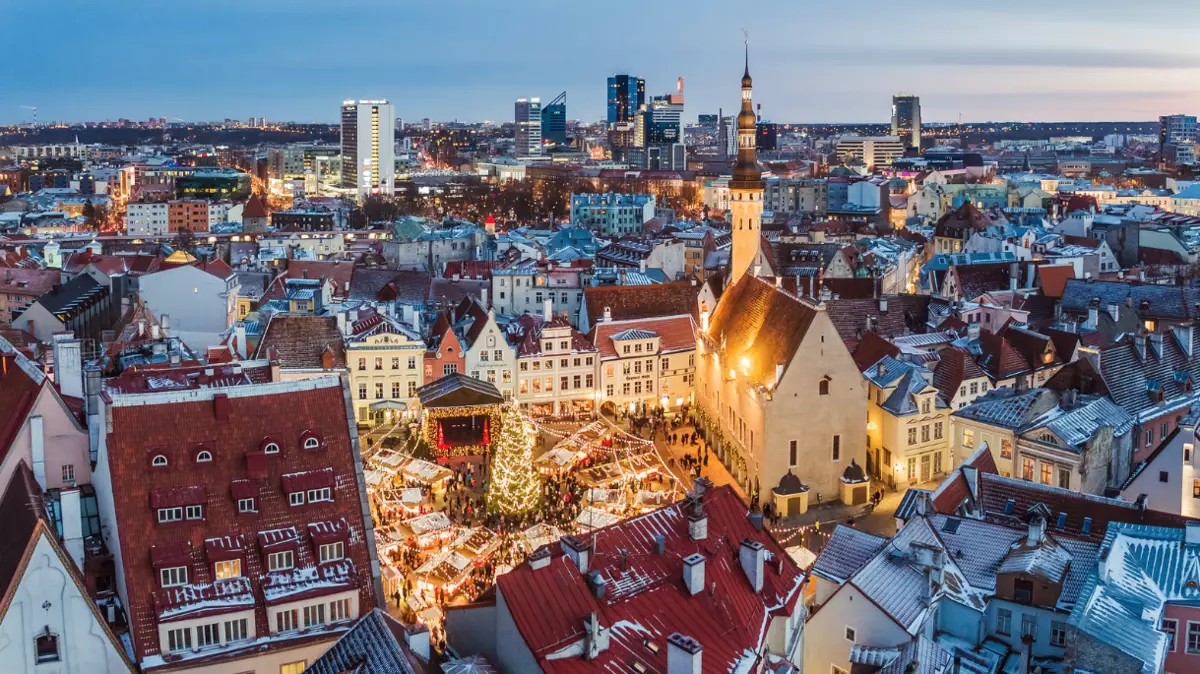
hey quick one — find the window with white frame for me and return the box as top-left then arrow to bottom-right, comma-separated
319,542 -> 344,563
330,598 -> 352,622
268,550 -> 294,572
303,603 -> 326,627
214,559 -> 241,580
264,442 -> 280,454
196,622 -> 221,648
157,507 -> 183,523
61,464 -> 75,483
1021,613 -> 1037,639
289,492 -> 305,507
276,608 -> 299,632
996,607 -> 1012,635
307,487 -> 332,503
844,626 -> 856,642
238,498 -> 256,513
185,504 -> 203,520
1187,621 -> 1200,654
160,566 -> 188,587
303,437 -> 319,450
196,450 -> 213,463
223,618 -> 248,643
166,627 -> 191,653
152,454 -> 168,467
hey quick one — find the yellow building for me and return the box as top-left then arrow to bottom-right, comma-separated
863,355 -> 952,487
343,309 -> 425,426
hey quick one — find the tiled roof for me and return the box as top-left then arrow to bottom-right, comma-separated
286,261 -> 354,298
350,268 -> 431,304
506,314 -> 595,358
0,345 -> 47,462
28,273 -> 108,320
824,295 -> 934,350
951,387 -> 1054,430
952,263 -> 1015,301
977,329 -> 1031,381
1091,328 -> 1200,420
851,331 -> 901,372
0,462 -> 49,604
1059,279 -> 1200,321
0,267 -> 59,297
592,316 -> 696,360
931,347 -> 987,403
583,280 -> 699,325
103,379 -> 377,667
810,525 -> 887,584
934,202 -> 992,239
1023,395 -> 1135,449
242,195 -> 268,218
1037,264 -> 1075,298
255,315 -> 347,370
492,485 -> 805,674
706,275 -> 818,386
304,608 -> 431,674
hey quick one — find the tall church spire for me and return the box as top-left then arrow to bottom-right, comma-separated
728,36 -> 767,287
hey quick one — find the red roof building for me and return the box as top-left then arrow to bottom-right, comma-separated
445,483 -> 806,673
95,378 -> 380,672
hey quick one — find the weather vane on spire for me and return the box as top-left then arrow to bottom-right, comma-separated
741,29 -> 750,75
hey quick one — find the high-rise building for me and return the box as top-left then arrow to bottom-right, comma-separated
340,99 -> 395,198
541,92 -> 567,146
1160,114 -> 1198,145
607,74 -> 645,125
756,121 -> 777,151
515,98 -> 543,158
891,94 -> 921,150
835,136 -> 906,170
729,48 -> 766,287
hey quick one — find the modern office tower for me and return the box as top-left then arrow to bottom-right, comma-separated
607,74 -> 645,125
891,94 -> 922,150
835,136 -> 907,170
1161,114 -> 1198,145
541,92 -> 567,146
698,114 -> 718,128
756,121 -> 777,151
515,98 -> 543,158
340,99 -> 395,198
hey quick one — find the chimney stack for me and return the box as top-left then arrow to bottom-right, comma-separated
561,535 -> 590,574
739,539 -> 766,593
52,334 -> 83,400
404,624 -> 431,662
682,553 -> 705,596
688,507 -> 708,541
235,322 -> 248,358
1026,515 -> 1047,547
480,286 -> 489,309
603,306 -> 612,322
529,545 -> 551,570
667,634 -> 703,674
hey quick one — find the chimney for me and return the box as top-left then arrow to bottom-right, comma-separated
1086,307 -> 1098,330
337,311 -> 349,337
1026,515 -> 1047,547
321,346 -> 334,370
136,320 -> 145,337
60,488 -> 84,570
589,571 -> 608,599
667,633 -> 702,674
1107,303 -> 1119,321
160,313 -> 169,336
738,539 -> 766,592
584,612 -> 610,660
213,393 -> 230,421
1135,334 -> 1147,360
404,624 -> 431,662
543,297 -> 553,322
748,510 -> 764,532
603,306 -> 612,322
235,323 -> 248,358
693,477 -> 712,495
688,508 -> 708,541
1150,331 -> 1164,357
775,275 -> 782,289
879,297 -> 888,313
682,553 -> 705,595
1185,521 -> 1200,547
1026,262 -> 1036,289
654,534 -> 665,555
151,322 -> 162,339
30,416 -> 46,488
561,535 -> 590,574
480,286 -> 489,308
1062,388 -> 1078,411
1177,324 -> 1196,358
876,360 -> 886,377
412,309 -> 421,334
52,334 -> 83,400
529,545 -> 551,570
639,258 -> 647,273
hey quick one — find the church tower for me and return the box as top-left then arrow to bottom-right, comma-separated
728,42 -> 765,287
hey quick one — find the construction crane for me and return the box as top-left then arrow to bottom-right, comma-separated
19,105 -> 37,126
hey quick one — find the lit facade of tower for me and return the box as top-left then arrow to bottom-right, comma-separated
891,94 -> 921,150
514,98 -> 543,158
340,99 -> 395,199
729,48 -> 765,287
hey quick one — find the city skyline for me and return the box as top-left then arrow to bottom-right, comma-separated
7,0 -> 1200,125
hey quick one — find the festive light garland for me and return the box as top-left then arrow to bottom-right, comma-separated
420,404 -> 504,457
486,406 -> 541,515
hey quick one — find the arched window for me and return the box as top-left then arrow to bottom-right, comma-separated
195,450 -> 213,463
303,437 -> 319,450
151,455 -> 168,467
263,442 -> 280,455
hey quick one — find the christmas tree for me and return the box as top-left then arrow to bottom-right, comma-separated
487,406 -> 541,516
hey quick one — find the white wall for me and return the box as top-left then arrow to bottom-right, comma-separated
803,583 -> 909,674
0,534 -> 132,673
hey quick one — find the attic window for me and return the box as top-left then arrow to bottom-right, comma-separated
303,435 -> 320,450
35,630 -> 59,664
1056,513 -> 1067,530
263,442 -> 280,455
195,450 -> 213,463
1081,517 -> 1093,535
151,455 -> 168,467
630,662 -> 649,674
643,639 -> 660,655
941,518 -> 961,534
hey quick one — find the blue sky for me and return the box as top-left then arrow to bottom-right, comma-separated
7,0 -> 1200,124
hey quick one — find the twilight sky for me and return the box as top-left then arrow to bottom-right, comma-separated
8,0 -> 1200,125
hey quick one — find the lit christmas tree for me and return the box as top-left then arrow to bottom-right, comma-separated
487,406 -> 541,516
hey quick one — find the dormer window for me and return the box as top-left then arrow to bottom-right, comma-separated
263,442 -> 280,455
35,630 -> 59,664
195,450 -> 213,463
152,454 -> 169,467
303,437 -> 319,450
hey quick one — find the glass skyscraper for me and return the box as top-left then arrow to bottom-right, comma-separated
607,74 -> 645,125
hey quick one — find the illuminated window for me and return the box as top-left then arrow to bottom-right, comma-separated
214,559 -> 241,580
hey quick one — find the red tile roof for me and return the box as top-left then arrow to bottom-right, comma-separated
851,331 -> 901,372
286,260 -> 355,299
242,195 -> 269,219
0,351 -> 44,464
0,268 -> 59,298
103,379 -> 377,667
591,315 -> 695,359
491,485 -> 804,674
583,281 -> 699,326
255,315 -> 347,370
930,347 -> 987,403
1037,264 -> 1075,299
